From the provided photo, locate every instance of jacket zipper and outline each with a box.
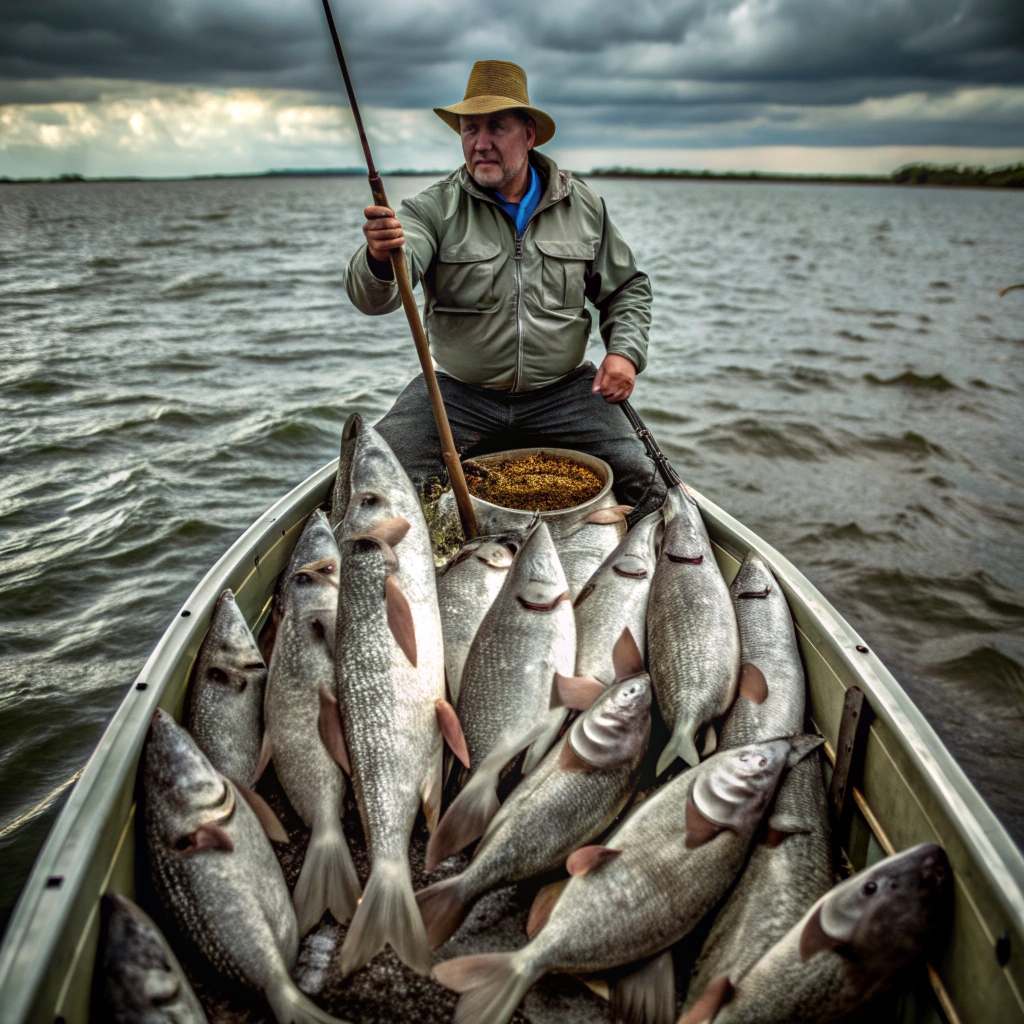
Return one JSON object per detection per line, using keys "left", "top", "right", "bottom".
{"left": 511, "top": 232, "right": 525, "bottom": 392}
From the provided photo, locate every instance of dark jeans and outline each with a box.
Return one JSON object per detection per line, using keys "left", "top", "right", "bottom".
{"left": 375, "top": 362, "right": 666, "bottom": 520}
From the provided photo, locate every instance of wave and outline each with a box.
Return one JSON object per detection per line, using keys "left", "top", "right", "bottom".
{"left": 864, "top": 370, "right": 957, "bottom": 391}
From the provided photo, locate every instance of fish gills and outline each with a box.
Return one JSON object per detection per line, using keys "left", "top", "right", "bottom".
{"left": 433, "top": 740, "right": 791, "bottom": 1024}
{"left": 719, "top": 551, "right": 805, "bottom": 749}
{"left": 648, "top": 485, "right": 739, "bottom": 773}
{"left": 685, "top": 843, "right": 952, "bottom": 1024}
{"left": 188, "top": 589, "right": 266, "bottom": 788}
{"left": 99, "top": 892, "right": 208, "bottom": 1024}
{"left": 143, "top": 711, "right": 345, "bottom": 1024}
{"left": 416, "top": 676, "right": 651, "bottom": 949}
{"left": 265, "top": 553, "right": 360, "bottom": 935}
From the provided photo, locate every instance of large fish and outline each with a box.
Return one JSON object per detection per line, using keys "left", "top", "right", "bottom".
{"left": 648, "top": 484, "right": 740, "bottom": 773}
{"left": 264, "top": 555, "right": 360, "bottom": 935}
{"left": 686, "top": 742, "right": 833, "bottom": 1007}
{"left": 438, "top": 535, "right": 517, "bottom": 703}
{"left": 427, "top": 521, "right": 575, "bottom": 871}
{"left": 433, "top": 739, "right": 792, "bottom": 1024}
{"left": 548, "top": 502, "right": 632, "bottom": 600}
{"left": 187, "top": 589, "right": 265, "bottom": 788}
{"left": 143, "top": 711, "right": 344, "bottom": 1024}
{"left": 416, "top": 675, "right": 652, "bottom": 949}
{"left": 718, "top": 551, "right": 805, "bottom": 749}
{"left": 571, "top": 512, "right": 660, "bottom": 692}
{"left": 99, "top": 891, "right": 208, "bottom": 1024}
{"left": 680, "top": 843, "right": 952, "bottom": 1024}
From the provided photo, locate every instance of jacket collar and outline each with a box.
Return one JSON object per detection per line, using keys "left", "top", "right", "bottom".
{"left": 457, "top": 150, "right": 573, "bottom": 220}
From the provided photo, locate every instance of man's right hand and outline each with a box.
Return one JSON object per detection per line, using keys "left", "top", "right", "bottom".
{"left": 363, "top": 205, "right": 405, "bottom": 262}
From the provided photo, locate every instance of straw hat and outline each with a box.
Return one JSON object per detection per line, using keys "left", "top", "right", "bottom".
{"left": 434, "top": 60, "right": 555, "bottom": 146}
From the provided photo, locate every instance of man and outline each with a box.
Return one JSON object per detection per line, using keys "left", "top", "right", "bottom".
{"left": 345, "top": 59, "right": 664, "bottom": 516}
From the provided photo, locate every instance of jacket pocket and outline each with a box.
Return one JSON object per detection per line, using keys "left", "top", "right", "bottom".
{"left": 536, "top": 240, "right": 595, "bottom": 310}
{"left": 434, "top": 240, "right": 505, "bottom": 311}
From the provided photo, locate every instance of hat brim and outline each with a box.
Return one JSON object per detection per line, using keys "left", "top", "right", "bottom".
{"left": 434, "top": 96, "right": 555, "bottom": 146}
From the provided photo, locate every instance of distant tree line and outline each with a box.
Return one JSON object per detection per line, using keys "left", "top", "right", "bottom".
{"left": 890, "top": 163, "right": 1024, "bottom": 187}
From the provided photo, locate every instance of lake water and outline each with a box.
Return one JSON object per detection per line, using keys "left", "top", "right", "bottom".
{"left": 1, "top": 174, "right": 1022, "bottom": 929}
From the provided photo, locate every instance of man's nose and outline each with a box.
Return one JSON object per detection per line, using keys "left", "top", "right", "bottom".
{"left": 474, "top": 132, "right": 493, "bottom": 151}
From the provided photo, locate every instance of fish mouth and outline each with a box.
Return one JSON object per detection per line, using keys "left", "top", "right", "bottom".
{"left": 197, "top": 778, "right": 235, "bottom": 822}
{"left": 517, "top": 591, "right": 569, "bottom": 612}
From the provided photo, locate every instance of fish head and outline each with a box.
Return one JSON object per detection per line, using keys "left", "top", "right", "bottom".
{"left": 568, "top": 674, "right": 653, "bottom": 769}
{"left": 144, "top": 710, "right": 235, "bottom": 849}
{"left": 474, "top": 538, "right": 516, "bottom": 570}
{"left": 339, "top": 421, "right": 415, "bottom": 538}
{"left": 731, "top": 550, "right": 776, "bottom": 601}
{"left": 194, "top": 590, "right": 265, "bottom": 695}
{"left": 512, "top": 522, "right": 569, "bottom": 610}
{"left": 296, "top": 509, "right": 341, "bottom": 564}
{"left": 802, "top": 844, "right": 952, "bottom": 971}
{"left": 691, "top": 740, "right": 790, "bottom": 836}
{"left": 660, "top": 486, "right": 707, "bottom": 565}
{"left": 284, "top": 560, "right": 339, "bottom": 654}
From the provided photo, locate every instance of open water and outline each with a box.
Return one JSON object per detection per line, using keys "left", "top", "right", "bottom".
{"left": 0, "top": 174, "right": 1022, "bottom": 930}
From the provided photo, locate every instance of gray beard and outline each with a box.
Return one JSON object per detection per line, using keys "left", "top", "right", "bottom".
{"left": 471, "top": 154, "right": 528, "bottom": 195}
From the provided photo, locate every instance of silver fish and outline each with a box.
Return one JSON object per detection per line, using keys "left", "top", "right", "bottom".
{"left": 416, "top": 675, "right": 651, "bottom": 949}
{"left": 680, "top": 843, "right": 952, "bottom": 1024}
{"left": 427, "top": 521, "right": 575, "bottom": 872}
{"left": 187, "top": 589, "right": 265, "bottom": 788}
{"left": 99, "top": 891, "right": 208, "bottom": 1024}
{"left": 549, "top": 502, "right": 631, "bottom": 600}
{"left": 143, "top": 710, "right": 344, "bottom": 1024}
{"left": 648, "top": 484, "right": 740, "bottom": 773}
{"left": 572, "top": 512, "right": 660, "bottom": 689}
{"left": 718, "top": 551, "right": 805, "bottom": 749}
{"left": 686, "top": 742, "right": 833, "bottom": 1006}
{"left": 433, "top": 740, "right": 791, "bottom": 1024}
{"left": 438, "top": 535, "right": 516, "bottom": 704}
{"left": 265, "top": 556, "right": 360, "bottom": 936}
{"left": 329, "top": 416, "right": 447, "bottom": 978}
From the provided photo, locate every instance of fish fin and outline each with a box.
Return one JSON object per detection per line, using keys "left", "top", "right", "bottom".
{"left": 526, "top": 879, "right": 568, "bottom": 938}
{"left": 566, "top": 845, "right": 622, "bottom": 876}
{"left": 183, "top": 822, "right": 234, "bottom": 855}
{"left": 583, "top": 504, "right": 633, "bottom": 524}
{"left": 700, "top": 723, "right": 718, "bottom": 758}
{"left": 422, "top": 763, "right": 443, "bottom": 833}
{"left": 436, "top": 699, "right": 471, "bottom": 769}
{"left": 737, "top": 663, "right": 769, "bottom": 705}
{"left": 317, "top": 685, "right": 350, "bottom": 773}
{"left": 368, "top": 516, "right": 411, "bottom": 547}
{"left": 800, "top": 903, "right": 847, "bottom": 961}
{"left": 234, "top": 781, "right": 289, "bottom": 844}
{"left": 416, "top": 875, "right": 470, "bottom": 949}
{"left": 433, "top": 952, "right": 537, "bottom": 1024}
{"left": 385, "top": 575, "right": 418, "bottom": 667}
{"left": 677, "top": 975, "right": 734, "bottom": 1024}
{"left": 612, "top": 627, "right": 645, "bottom": 681}
{"left": 610, "top": 951, "right": 675, "bottom": 1024}
{"left": 265, "top": 969, "right": 348, "bottom": 1024}
{"left": 522, "top": 711, "right": 567, "bottom": 775}
{"left": 426, "top": 770, "right": 501, "bottom": 870}
{"left": 340, "top": 857, "right": 430, "bottom": 977}
{"left": 787, "top": 734, "right": 825, "bottom": 767}
{"left": 656, "top": 722, "right": 701, "bottom": 775}
{"left": 559, "top": 739, "right": 593, "bottom": 772}
{"left": 552, "top": 673, "right": 605, "bottom": 711}
{"left": 293, "top": 819, "right": 361, "bottom": 934}
{"left": 685, "top": 794, "right": 724, "bottom": 849}
{"left": 255, "top": 731, "right": 273, "bottom": 782}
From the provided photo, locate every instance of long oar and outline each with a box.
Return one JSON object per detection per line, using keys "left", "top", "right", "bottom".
{"left": 320, "top": 0, "right": 478, "bottom": 539}
{"left": 620, "top": 399, "right": 681, "bottom": 489}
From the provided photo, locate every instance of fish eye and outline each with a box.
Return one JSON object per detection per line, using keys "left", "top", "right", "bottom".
{"left": 739, "top": 753, "right": 750, "bottom": 761}
{"left": 864, "top": 880, "right": 878, "bottom": 895}
{"left": 173, "top": 835, "right": 191, "bottom": 852}
{"left": 319, "top": 562, "right": 336, "bottom": 574}
{"left": 363, "top": 495, "right": 378, "bottom": 506}
{"left": 208, "top": 667, "right": 228, "bottom": 684}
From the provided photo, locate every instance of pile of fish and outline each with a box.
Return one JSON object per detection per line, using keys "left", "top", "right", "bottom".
{"left": 97, "top": 414, "right": 952, "bottom": 1024}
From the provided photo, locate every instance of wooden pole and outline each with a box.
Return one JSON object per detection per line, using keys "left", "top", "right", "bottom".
{"left": 320, "top": 0, "right": 478, "bottom": 539}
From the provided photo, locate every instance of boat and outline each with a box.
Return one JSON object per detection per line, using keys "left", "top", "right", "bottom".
{"left": 1, "top": 453, "right": 1022, "bottom": 1024}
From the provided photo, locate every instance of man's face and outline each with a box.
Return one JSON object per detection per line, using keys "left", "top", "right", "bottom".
{"left": 460, "top": 110, "right": 536, "bottom": 192}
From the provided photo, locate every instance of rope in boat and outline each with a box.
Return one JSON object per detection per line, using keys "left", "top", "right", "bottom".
{"left": 0, "top": 767, "right": 84, "bottom": 842}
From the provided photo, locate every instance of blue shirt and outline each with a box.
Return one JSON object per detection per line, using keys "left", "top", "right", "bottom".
{"left": 491, "top": 164, "right": 542, "bottom": 236}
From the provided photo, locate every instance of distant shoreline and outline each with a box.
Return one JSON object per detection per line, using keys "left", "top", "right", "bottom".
{"left": 2, "top": 163, "right": 1021, "bottom": 188}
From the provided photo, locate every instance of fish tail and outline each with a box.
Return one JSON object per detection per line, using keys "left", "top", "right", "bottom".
{"left": 340, "top": 856, "right": 430, "bottom": 977}
{"left": 265, "top": 969, "right": 346, "bottom": 1024}
{"left": 425, "top": 769, "right": 500, "bottom": 871}
{"left": 656, "top": 719, "right": 701, "bottom": 775}
{"left": 416, "top": 873, "right": 472, "bottom": 949}
{"left": 433, "top": 950, "right": 539, "bottom": 1024}
{"left": 293, "top": 817, "right": 361, "bottom": 935}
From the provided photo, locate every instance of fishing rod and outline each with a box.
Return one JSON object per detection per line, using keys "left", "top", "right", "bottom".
{"left": 620, "top": 399, "right": 682, "bottom": 489}
{"left": 319, "top": 0, "right": 479, "bottom": 540}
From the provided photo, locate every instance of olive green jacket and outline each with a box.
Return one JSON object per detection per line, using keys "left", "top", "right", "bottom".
{"left": 344, "top": 151, "right": 652, "bottom": 392}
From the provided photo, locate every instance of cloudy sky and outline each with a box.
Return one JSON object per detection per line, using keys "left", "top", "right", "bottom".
{"left": 1, "top": 0, "right": 1023, "bottom": 177}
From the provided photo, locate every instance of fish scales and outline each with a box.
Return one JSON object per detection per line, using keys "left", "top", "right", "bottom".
{"left": 719, "top": 551, "right": 806, "bottom": 749}
{"left": 648, "top": 484, "right": 740, "bottom": 772}
{"left": 549, "top": 513, "right": 627, "bottom": 601}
